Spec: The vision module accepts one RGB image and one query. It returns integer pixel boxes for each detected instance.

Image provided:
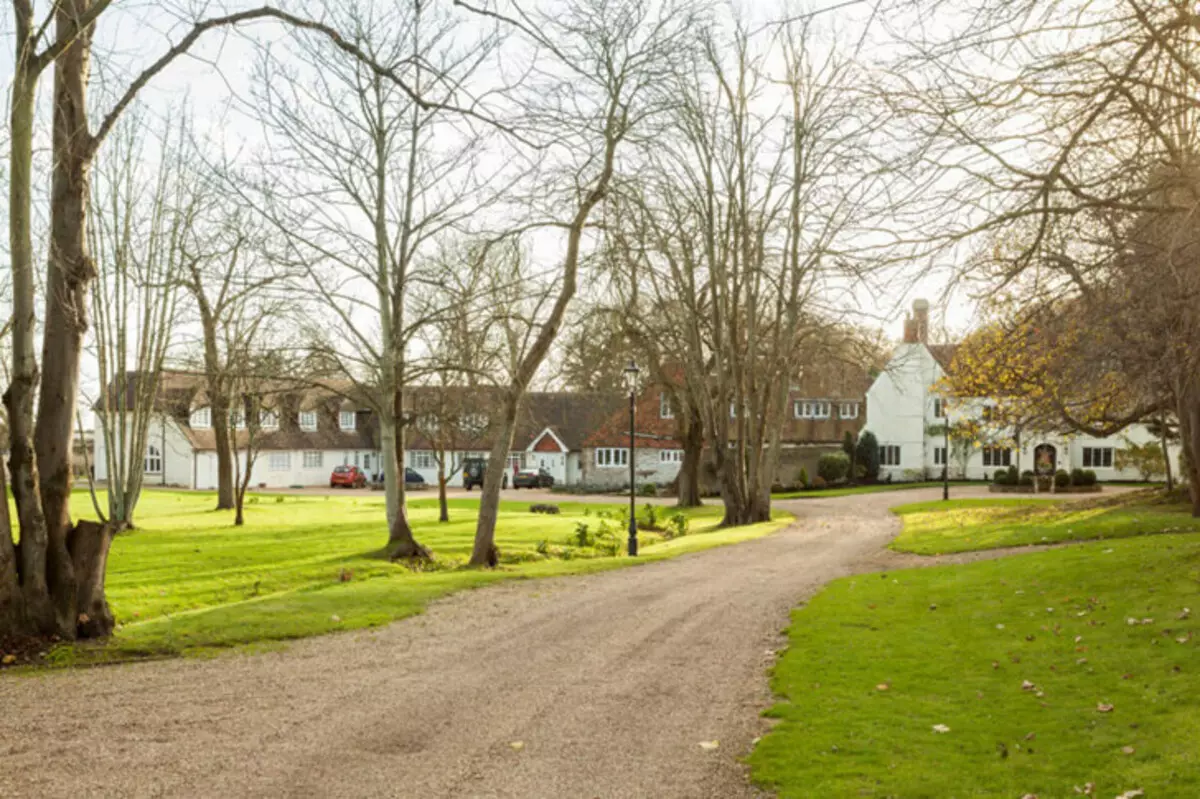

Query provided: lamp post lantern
[623,360,641,556]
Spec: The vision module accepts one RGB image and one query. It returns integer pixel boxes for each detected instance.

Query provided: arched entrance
[1034,444,1057,476]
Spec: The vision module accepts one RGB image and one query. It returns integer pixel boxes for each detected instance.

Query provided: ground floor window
[879,445,901,466]
[982,447,1012,467]
[269,452,291,471]
[596,448,629,468]
[145,444,162,474]
[933,446,945,466]
[1082,446,1114,468]
[302,451,323,469]
[411,450,435,470]
[660,449,684,463]
[839,402,860,419]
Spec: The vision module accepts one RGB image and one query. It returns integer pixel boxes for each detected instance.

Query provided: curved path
[0,487,1077,798]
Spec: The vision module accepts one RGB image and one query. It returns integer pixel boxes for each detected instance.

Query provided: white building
[865,300,1180,482]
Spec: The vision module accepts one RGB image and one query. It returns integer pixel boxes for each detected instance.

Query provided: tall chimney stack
[912,299,930,344]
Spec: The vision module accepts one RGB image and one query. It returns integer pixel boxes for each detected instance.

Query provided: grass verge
[890,491,1200,555]
[749,533,1200,798]
[29,491,789,666]
[774,481,988,500]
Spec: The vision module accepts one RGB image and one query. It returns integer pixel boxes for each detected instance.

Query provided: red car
[330,465,367,489]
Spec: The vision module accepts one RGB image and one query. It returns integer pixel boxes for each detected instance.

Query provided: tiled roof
[927,344,960,372]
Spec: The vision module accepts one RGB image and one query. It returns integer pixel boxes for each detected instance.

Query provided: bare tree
[89,112,186,532]
[609,16,886,524]
[242,1,503,560]
[460,0,696,566]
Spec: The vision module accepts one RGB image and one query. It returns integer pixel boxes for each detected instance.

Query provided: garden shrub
[571,522,594,548]
[1006,465,1019,485]
[535,539,550,555]
[529,503,561,515]
[817,452,850,483]
[856,431,881,480]
[798,467,810,488]
[639,503,664,532]
[1054,469,1070,488]
[640,482,658,497]
[1082,469,1098,486]
[666,512,690,539]
[1071,467,1086,486]
[1020,470,1034,487]
[811,475,828,490]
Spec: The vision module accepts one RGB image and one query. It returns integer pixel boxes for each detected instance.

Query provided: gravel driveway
[0,486,1111,798]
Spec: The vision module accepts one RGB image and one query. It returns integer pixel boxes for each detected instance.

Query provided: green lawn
[774,481,987,500]
[750,532,1200,798]
[49,490,790,663]
[891,491,1200,555]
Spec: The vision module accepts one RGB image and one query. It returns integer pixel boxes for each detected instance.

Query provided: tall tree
[462,0,695,566]
[244,1,500,559]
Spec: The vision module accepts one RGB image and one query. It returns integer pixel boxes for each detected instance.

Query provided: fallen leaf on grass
[875,683,889,691]
[1073,783,1094,795]
[1021,794,1038,799]
[1097,703,1114,713]
[1022,680,1037,691]
[1024,732,1036,741]
[1114,790,1144,799]
[931,724,950,734]
[1121,746,1135,755]
[331,615,342,623]
[699,740,719,751]
[1178,607,1191,620]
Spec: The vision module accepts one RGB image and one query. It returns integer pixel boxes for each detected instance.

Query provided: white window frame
[339,410,356,431]
[982,447,1012,468]
[411,450,435,470]
[660,392,674,419]
[839,402,859,420]
[933,446,945,466]
[229,409,246,430]
[259,410,278,430]
[145,444,162,474]
[268,452,291,471]
[794,401,831,420]
[1083,447,1114,468]
[932,398,945,418]
[302,451,323,469]
[879,445,901,466]
[595,447,629,468]
[298,411,318,432]
[190,407,211,429]
[660,449,684,463]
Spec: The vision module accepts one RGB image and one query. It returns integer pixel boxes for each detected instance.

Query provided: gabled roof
[927,344,960,372]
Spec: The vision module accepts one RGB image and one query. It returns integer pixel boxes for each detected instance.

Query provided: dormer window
[260,410,278,430]
[660,392,674,419]
[190,407,211,429]
[229,409,246,430]
[339,410,357,431]
[298,411,318,431]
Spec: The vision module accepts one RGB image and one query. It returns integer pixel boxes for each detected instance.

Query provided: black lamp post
[623,360,640,556]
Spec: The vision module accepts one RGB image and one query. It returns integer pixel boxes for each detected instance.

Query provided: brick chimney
[903,299,930,343]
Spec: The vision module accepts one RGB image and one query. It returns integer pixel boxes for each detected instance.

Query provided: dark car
[461,458,508,490]
[512,468,554,489]
[405,467,427,488]
[330,465,367,489]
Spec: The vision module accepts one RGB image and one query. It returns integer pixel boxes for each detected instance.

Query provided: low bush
[665,512,690,539]
[640,482,658,497]
[535,539,550,555]
[639,503,664,532]
[529,503,561,515]
[798,467,810,488]
[811,475,828,490]
[1054,470,1070,488]
[1020,470,1034,487]
[1007,465,1019,485]
[1070,467,1086,486]
[1081,469,1098,486]
[571,522,594,548]
[817,452,850,483]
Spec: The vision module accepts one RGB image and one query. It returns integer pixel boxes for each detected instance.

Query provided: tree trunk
[67,520,116,638]
[386,388,429,560]
[35,0,104,638]
[0,452,24,634]
[469,393,520,567]
[6,60,58,637]
[210,392,235,510]
[1160,415,1174,492]
[437,455,449,523]
[1179,392,1200,516]
[675,410,703,507]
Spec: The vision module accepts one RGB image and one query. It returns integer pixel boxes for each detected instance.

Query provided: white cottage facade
[866,300,1181,483]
